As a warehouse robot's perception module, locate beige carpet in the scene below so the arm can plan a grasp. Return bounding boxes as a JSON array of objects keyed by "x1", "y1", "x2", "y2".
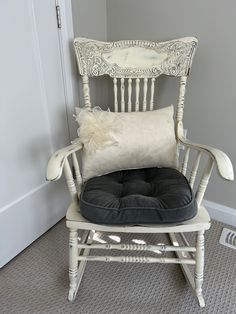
[{"x1": 1, "y1": 219, "x2": 235, "y2": 314}]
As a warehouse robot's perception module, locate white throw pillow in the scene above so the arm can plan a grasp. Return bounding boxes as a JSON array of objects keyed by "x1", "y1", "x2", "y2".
[{"x1": 75, "y1": 106, "x2": 177, "y2": 181}]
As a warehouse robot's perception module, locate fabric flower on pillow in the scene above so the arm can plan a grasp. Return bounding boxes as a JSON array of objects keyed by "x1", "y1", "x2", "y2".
[{"x1": 75, "y1": 107, "x2": 121, "y2": 153}]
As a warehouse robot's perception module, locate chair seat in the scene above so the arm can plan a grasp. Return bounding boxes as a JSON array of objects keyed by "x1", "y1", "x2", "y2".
[
  {"x1": 66, "y1": 201, "x2": 210, "y2": 233},
  {"x1": 79, "y1": 167, "x2": 197, "y2": 225}
]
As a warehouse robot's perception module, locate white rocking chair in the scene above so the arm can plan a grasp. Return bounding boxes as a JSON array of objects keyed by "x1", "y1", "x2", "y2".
[{"x1": 46, "y1": 37, "x2": 234, "y2": 307}]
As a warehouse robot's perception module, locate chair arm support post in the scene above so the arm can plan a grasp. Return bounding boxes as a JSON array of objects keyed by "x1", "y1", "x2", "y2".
[
  {"x1": 195, "y1": 158, "x2": 214, "y2": 206},
  {"x1": 181, "y1": 147, "x2": 190, "y2": 175},
  {"x1": 64, "y1": 158, "x2": 77, "y2": 200},
  {"x1": 46, "y1": 141, "x2": 83, "y2": 181},
  {"x1": 72, "y1": 152, "x2": 82, "y2": 193},
  {"x1": 177, "y1": 122, "x2": 234, "y2": 181},
  {"x1": 189, "y1": 151, "x2": 202, "y2": 188}
]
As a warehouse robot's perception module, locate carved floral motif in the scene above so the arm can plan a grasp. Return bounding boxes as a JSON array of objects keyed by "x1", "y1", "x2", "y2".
[{"x1": 74, "y1": 37, "x2": 197, "y2": 78}]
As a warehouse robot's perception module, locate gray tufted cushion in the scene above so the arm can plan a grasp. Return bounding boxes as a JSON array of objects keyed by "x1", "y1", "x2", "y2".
[{"x1": 79, "y1": 167, "x2": 197, "y2": 224}]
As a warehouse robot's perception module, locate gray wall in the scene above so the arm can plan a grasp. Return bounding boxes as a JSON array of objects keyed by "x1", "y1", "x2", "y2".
[
  {"x1": 72, "y1": 0, "x2": 236, "y2": 208},
  {"x1": 72, "y1": 0, "x2": 107, "y2": 40},
  {"x1": 71, "y1": 0, "x2": 112, "y2": 113}
]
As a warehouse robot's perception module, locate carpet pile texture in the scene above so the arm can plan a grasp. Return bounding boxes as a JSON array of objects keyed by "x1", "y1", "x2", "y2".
[{"x1": 1, "y1": 219, "x2": 235, "y2": 313}]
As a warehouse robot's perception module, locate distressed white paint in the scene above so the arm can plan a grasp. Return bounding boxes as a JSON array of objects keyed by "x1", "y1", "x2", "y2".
[
  {"x1": 82, "y1": 75, "x2": 91, "y2": 109},
  {"x1": 77, "y1": 255, "x2": 195, "y2": 264},
  {"x1": 150, "y1": 78, "x2": 155, "y2": 110},
  {"x1": 128, "y1": 78, "x2": 132, "y2": 112},
  {"x1": 195, "y1": 231, "x2": 205, "y2": 307},
  {"x1": 46, "y1": 141, "x2": 83, "y2": 181},
  {"x1": 64, "y1": 159, "x2": 77, "y2": 200},
  {"x1": 181, "y1": 147, "x2": 190, "y2": 176},
  {"x1": 113, "y1": 77, "x2": 118, "y2": 112},
  {"x1": 74, "y1": 37, "x2": 198, "y2": 77},
  {"x1": 72, "y1": 152, "x2": 82, "y2": 192},
  {"x1": 195, "y1": 159, "x2": 214, "y2": 206},
  {"x1": 68, "y1": 228, "x2": 78, "y2": 300},
  {"x1": 177, "y1": 76, "x2": 187, "y2": 122},
  {"x1": 143, "y1": 78, "x2": 148, "y2": 111},
  {"x1": 135, "y1": 78, "x2": 140, "y2": 111},
  {"x1": 120, "y1": 78, "x2": 125, "y2": 112},
  {"x1": 189, "y1": 152, "x2": 202, "y2": 188},
  {"x1": 68, "y1": 229, "x2": 93, "y2": 301},
  {"x1": 77, "y1": 243, "x2": 196, "y2": 252},
  {"x1": 46, "y1": 36, "x2": 234, "y2": 307},
  {"x1": 102, "y1": 46, "x2": 168, "y2": 68}
]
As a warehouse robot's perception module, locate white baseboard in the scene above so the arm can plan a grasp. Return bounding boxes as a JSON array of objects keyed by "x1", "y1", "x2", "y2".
[{"x1": 203, "y1": 199, "x2": 236, "y2": 227}]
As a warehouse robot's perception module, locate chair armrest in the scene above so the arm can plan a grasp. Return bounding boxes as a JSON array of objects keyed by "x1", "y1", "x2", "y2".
[
  {"x1": 46, "y1": 140, "x2": 83, "y2": 181},
  {"x1": 177, "y1": 123, "x2": 234, "y2": 181}
]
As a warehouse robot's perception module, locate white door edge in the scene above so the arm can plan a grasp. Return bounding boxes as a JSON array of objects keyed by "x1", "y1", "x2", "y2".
[{"x1": 56, "y1": 0, "x2": 80, "y2": 140}]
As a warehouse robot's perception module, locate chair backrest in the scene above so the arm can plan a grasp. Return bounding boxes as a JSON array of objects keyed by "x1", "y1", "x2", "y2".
[{"x1": 74, "y1": 37, "x2": 197, "y2": 124}]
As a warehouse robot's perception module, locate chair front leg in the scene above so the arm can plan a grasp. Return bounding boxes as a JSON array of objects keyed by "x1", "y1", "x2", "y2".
[
  {"x1": 195, "y1": 230, "x2": 205, "y2": 307},
  {"x1": 68, "y1": 228, "x2": 78, "y2": 301}
]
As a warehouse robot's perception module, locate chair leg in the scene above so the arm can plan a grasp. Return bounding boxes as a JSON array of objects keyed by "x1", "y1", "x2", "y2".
[
  {"x1": 195, "y1": 230, "x2": 205, "y2": 307},
  {"x1": 68, "y1": 228, "x2": 78, "y2": 301},
  {"x1": 169, "y1": 232, "x2": 206, "y2": 308},
  {"x1": 68, "y1": 229, "x2": 94, "y2": 302},
  {"x1": 72, "y1": 230, "x2": 94, "y2": 300}
]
